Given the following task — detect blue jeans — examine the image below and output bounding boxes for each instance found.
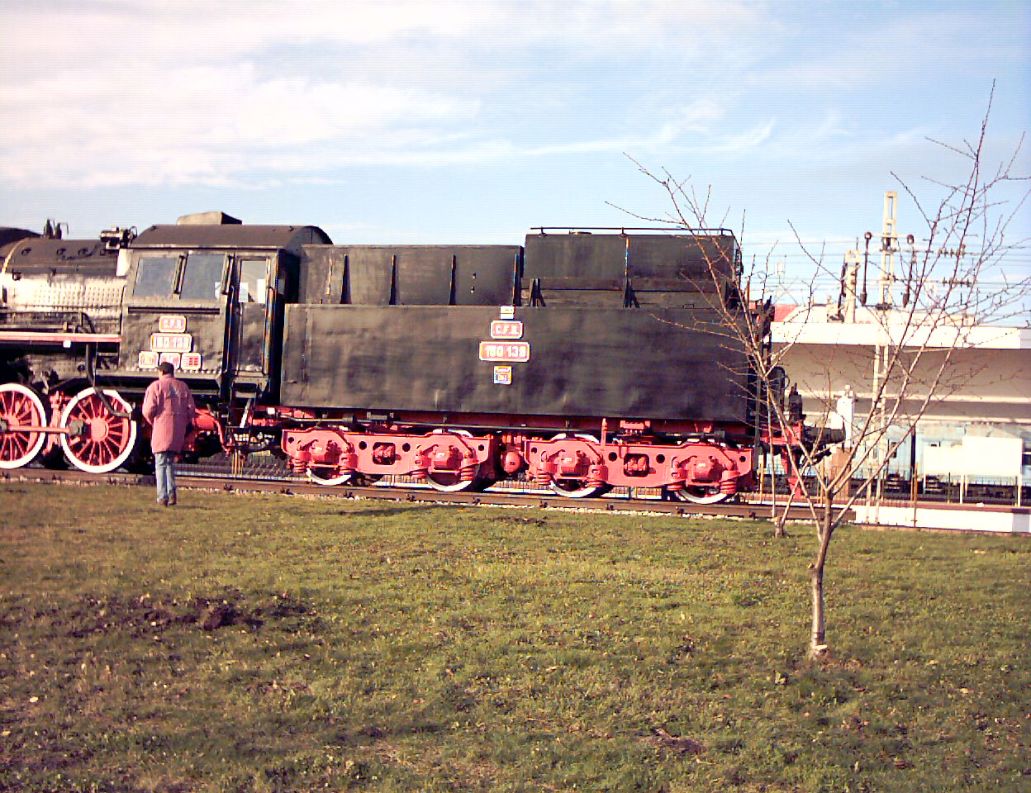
[155,451,177,503]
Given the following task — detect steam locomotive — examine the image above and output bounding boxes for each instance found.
[0,212,824,502]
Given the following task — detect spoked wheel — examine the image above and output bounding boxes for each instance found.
[59,388,138,473]
[669,485,730,505]
[0,383,48,470]
[547,433,610,499]
[307,467,355,486]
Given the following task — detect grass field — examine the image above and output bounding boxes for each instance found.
[0,482,1027,792]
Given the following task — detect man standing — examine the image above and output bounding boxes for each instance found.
[142,361,196,506]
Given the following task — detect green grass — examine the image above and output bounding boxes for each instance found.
[0,482,1027,792]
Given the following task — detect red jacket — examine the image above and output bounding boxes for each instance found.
[142,374,196,453]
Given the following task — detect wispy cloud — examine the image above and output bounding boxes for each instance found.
[0,0,1027,257]
[0,0,778,188]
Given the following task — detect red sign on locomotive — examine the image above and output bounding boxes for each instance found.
[150,333,192,353]
[490,320,523,340]
[478,341,530,363]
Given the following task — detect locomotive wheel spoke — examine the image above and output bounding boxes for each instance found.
[59,388,138,474]
[0,384,48,470]
[100,437,118,461]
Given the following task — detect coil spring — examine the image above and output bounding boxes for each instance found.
[411,451,429,481]
[338,450,357,477]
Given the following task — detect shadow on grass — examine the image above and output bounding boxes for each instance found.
[335,503,468,520]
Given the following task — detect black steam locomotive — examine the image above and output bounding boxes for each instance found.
[0,212,820,502]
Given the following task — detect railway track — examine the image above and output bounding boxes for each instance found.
[8,468,1028,536]
[2,466,847,522]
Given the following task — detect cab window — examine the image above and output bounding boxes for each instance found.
[133,256,178,298]
[180,253,225,301]
[239,259,268,305]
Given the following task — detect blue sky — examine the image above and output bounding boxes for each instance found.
[1,0,1028,291]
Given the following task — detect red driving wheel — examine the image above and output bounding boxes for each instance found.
[0,383,48,469]
[59,388,138,473]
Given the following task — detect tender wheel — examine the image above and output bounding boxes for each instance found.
[0,383,48,470]
[670,485,730,505]
[425,470,482,492]
[307,467,354,486]
[549,480,611,499]
[59,388,138,473]
[424,429,484,492]
[547,433,610,498]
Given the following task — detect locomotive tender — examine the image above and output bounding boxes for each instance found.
[0,212,817,502]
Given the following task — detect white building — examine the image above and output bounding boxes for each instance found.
[772,303,1031,483]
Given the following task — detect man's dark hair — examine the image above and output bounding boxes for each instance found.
[157,361,175,376]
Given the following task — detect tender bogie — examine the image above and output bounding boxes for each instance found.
[282,426,496,488]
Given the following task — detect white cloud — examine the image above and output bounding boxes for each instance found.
[2,0,1024,214]
[0,60,480,186]
[0,0,777,188]
[656,99,729,143]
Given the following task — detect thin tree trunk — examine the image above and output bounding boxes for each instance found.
[775,451,792,538]
[810,562,826,655]
[809,500,835,657]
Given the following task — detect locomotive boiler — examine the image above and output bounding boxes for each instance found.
[0,212,821,502]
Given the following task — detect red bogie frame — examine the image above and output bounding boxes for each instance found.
[279,416,756,502]
[282,426,497,492]
[523,433,753,490]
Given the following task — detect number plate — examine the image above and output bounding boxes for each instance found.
[150,333,192,353]
[478,341,530,363]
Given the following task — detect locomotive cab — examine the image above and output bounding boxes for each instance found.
[116,217,330,402]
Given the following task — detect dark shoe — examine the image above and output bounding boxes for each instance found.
[157,497,168,507]
[168,494,177,507]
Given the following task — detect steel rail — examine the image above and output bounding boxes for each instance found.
[2,467,846,522]
[9,469,1030,536]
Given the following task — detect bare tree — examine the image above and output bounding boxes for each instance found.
[619,89,1029,657]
